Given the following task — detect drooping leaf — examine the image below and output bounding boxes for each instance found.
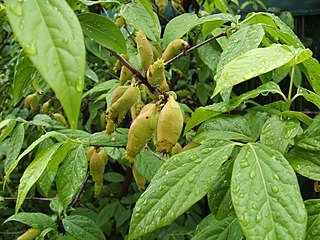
[0,119,16,143]
[5,0,85,131]
[56,145,87,209]
[192,214,244,240]
[300,57,320,95]
[231,143,307,240]
[78,13,126,54]
[62,215,106,240]
[16,143,62,212]
[129,141,235,239]
[296,87,320,109]
[260,115,300,154]
[295,115,320,151]
[4,212,56,229]
[46,142,76,172]
[198,13,236,37]
[305,199,320,239]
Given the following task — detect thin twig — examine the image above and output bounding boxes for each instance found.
[165,31,227,66]
[144,145,167,161]
[71,171,90,208]
[37,91,57,100]
[3,197,52,201]
[119,168,132,200]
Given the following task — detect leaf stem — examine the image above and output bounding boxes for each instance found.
[3,197,52,201]
[71,171,90,207]
[286,64,296,110]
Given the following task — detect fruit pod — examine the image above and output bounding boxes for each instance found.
[162,39,189,62]
[171,142,182,155]
[109,86,140,118]
[41,99,51,114]
[159,78,170,92]
[24,93,39,112]
[125,104,159,162]
[105,118,117,135]
[136,31,153,71]
[90,150,105,184]
[131,100,145,120]
[152,45,162,61]
[98,147,108,165]
[181,141,199,152]
[94,182,103,198]
[147,58,165,86]
[115,16,125,28]
[17,228,41,240]
[100,111,107,129]
[155,0,168,13]
[52,113,68,127]
[119,66,133,85]
[132,164,146,190]
[156,95,183,153]
[86,146,95,161]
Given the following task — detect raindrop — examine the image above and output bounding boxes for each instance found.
[311,229,318,236]
[189,155,197,161]
[25,43,37,55]
[63,38,69,44]
[250,169,256,178]
[273,173,280,180]
[272,185,279,193]
[10,3,23,16]
[238,194,244,198]
[201,148,212,154]
[252,204,257,210]
[233,200,239,206]
[188,175,195,183]
[76,77,84,91]
[135,206,141,212]
[240,159,249,168]
[256,213,262,223]
[232,185,240,194]
[194,188,200,196]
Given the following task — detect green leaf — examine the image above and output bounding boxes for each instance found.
[5,0,85,131]
[4,212,56,229]
[16,143,61,212]
[79,0,120,6]
[185,82,283,133]
[87,131,127,147]
[192,214,243,240]
[104,172,124,183]
[56,145,87,209]
[305,199,320,239]
[46,142,76,172]
[300,57,320,95]
[198,13,236,37]
[115,204,131,228]
[281,111,313,126]
[78,13,126,54]
[13,51,36,105]
[295,115,320,151]
[260,115,300,154]
[231,143,307,240]
[134,149,163,182]
[296,87,320,109]
[0,119,16,143]
[128,141,235,239]
[163,13,198,47]
[96,202,118,227]
[85,38,111,61]
[62,215,106,240]
[82,80,118,98]
[212,45,295,97]
[121,3,160,42]
[287,148,320,181]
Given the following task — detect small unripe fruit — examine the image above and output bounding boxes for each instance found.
[115,16,125,28]
[162,39,189,62]
[90,150,105,185]
[171,142,182,155]
[171,1,185,13]
[24,93,39,112]
[41,100,51,114]
[105,118,117,135]
[132,164,146,190]
[131,100,145,120]
[97,147,108,165]
[94,182,103,198]
[159,78,170,92]
[147,58,165,86]
[136,31,153,71]
[52,113,68,127]
[155,0,168,13]
[119,66,133,85]
[86,146,95,161]
[17,228,41,240]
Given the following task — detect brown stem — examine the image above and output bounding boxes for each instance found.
[119,168,133,200]
[144,145,167,161]
[3,197,51,201]
[165,31,227,66]
[71,171,90,208]
[37,91,57,100]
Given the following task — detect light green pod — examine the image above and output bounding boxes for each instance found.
[162,39,189,62]
[132,164,146,190]
[119,66,133,85]
[52,113,68,127]
[90,151,105,184]
[136,31,153,71]
[147,58,165,86]
[17,228,41,240]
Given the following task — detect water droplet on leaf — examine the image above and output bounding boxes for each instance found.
[25,43,37,55]
[272,185,279,193]
[10,3,23,16]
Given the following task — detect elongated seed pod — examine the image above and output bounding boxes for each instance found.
[52,113,68,126]
[162,39,189,62]
[156,95,183,153]
[132,164,146,190]
[115,16,125,28]
[155,0,168,13]
[24,93,39,112]
[131,100,145,120]
[41,100,51,114]
[86,146,95,161]
[90,150,105,184]
[147,58,165,86]
[94,182,103,198]
[119,66,133,85]
[126,104,159,162]
[171,1,185,13]
[105,117,117,135]
[171,142,182,155]
[152,45,161,61]
[98,147,108,165]
[159,78,170,92]
[181,142,199,152]
[17,228,41,240]
[136,31,153,71]
[110,86,128,106]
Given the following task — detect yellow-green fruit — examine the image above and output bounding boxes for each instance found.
[41,100,51,114]
[110,86,128,106]
[131,100,145,120]
[132,164,146,190]
[94,182,103,198]
[90,151,105,184]
[24,93,39,112]
[152,45,162,61]
[125,104,159,162]
[159,78,170,92]
[156,95,183,153]
[113,60,122,72]
[136,31,153,71]
[52,113,68,126]
[155,0,168,13]
[172,1,185,13]
[98,147,108,165]
[162,39,189,62]
[171,142,182,155]
[17,228,41,240]
[105,118,117,135]
[181,142,199,152]
[119,66,133,85]
[115,16,125,28]
[100,111,106,129]
[116,110,128,125]
[147,58,165,86]
[86,146,95,161]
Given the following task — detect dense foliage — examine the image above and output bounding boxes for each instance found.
[1,0,320,239]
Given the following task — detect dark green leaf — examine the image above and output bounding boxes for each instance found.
[0,119,16,143]
[305,199,320,239]
[5,0,86,131]
[4,212,56,229]
[96,202,118,227]
[82,80,118,98]
[129,141,235,239]
[78,13,126,54]
[115,204,131,228]
[87,131,127,147]
[295,115,320,151]
[281,111,313,125]
[231,143,307,239]
[104,172,124,183]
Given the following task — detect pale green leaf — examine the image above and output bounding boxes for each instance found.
[0,119,16,143]
[56,145,87,209]
[5,0,86,131]
[299,57,320,96]
[129,141,235,239]
[198,13,236,37]
[16,143,61,212]
[87,132,127,147]
[305,199,320,239]
[46,142,76,172]
[4,212,56,229]
[62,215,106,240]
[78,13,126,54]
[296,87,320,109]
[281,111,313,126]
[231,143,307,240]
[82,80,118,98]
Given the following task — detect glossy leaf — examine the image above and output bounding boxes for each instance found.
[198,13,236,37]
[212,45,295,97]
[305,199,320,239]
[231,143,307,240]
[78,13,126,54]
[16,143,61,212]
[295,115,320,151]
[121,3,160,42]
[296,87,320,109]
[287,148,320,181]
[163,13,198,46]
[6,0,85,131]
[87,131,127,147]
[300,57,320,95]
[260,115,300,154]
[4,212,56,229]
[46,142,76,172]
[56,145,87,209]
[62,215,106,240]
[0,119,16,143]
[192,214,243,240]
[129,141,235,239]
[281,111,313,126]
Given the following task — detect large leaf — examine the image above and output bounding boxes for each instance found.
[121,3,160,42]
[4,212,56,229]
[295,115,320,151]
[128,141,235,239]
[212,45,296,97]
[305,199,320,239]
[62,215,105,240]
[0,119,16,143]
[296,87,320,109]
[56,145,87,209]
[78,13,126,54]
[260,115,300,154]
[198,13,236,37]
[16,143,61,212]
[86,131,127,147]
[231,143,307,240]
[5,0,85,131]
[192,214,243,240]
[300,57,320,96]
